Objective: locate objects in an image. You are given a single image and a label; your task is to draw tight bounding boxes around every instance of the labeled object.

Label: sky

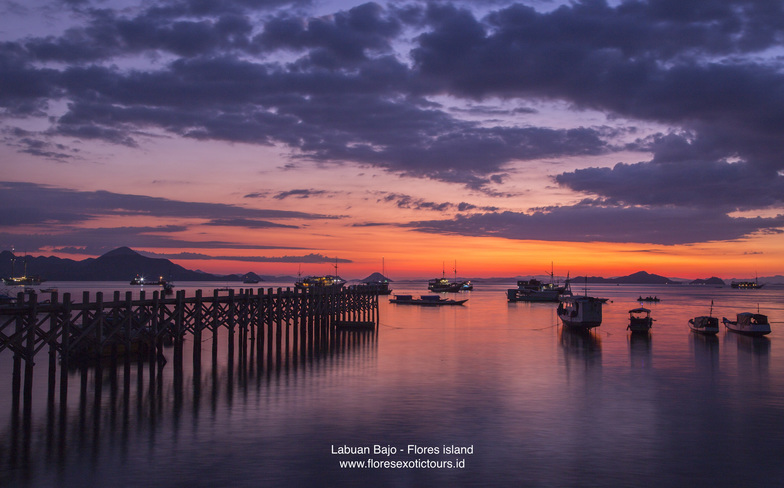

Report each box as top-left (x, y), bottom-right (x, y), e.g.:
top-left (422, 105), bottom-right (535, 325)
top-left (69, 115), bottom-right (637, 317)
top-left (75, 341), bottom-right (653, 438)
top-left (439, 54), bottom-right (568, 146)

top-left (2, 0), bottom-right (784, 280)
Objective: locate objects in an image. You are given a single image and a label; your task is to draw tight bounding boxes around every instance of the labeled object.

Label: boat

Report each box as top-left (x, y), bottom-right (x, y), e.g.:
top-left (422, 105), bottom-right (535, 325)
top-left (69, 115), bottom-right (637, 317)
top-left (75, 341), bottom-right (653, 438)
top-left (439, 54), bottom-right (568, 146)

top-left (731, 280), bottom-right (764, 289)
top-left (689, 316), bottom-right (719, 335)
top-left (627, 307), bottom-right (654, 332)
top-left (130, 275), bottom-right (169, 286)
top-left (557, 295), bottom-right (603, 329)
top-left (507, 264), bottom-right (571, 302)
top-left (638, 296), bottom-right (660, 302)
top-left (295, 275), bottom-right (345, 290)
top-left (688, 300), bottom-right (719, 335)
top-left (162, 281), bottom-right (175, 294)
top-left (361, 258), bottom-right (393, 295)
top-left (722, 312), bottom-right (771, 336)
top-left (508, 278), bottom-right (571, 302)
top-left (295, 258), bottom-right (346, 290)
top-left (428, 261), bottom-right (469, 292)
top-left (2, 252), bottom-right (45, 286)
top-left (731, 273), bottom-right (764, 289)
top-left (389, 294), bottom-right (467, 306)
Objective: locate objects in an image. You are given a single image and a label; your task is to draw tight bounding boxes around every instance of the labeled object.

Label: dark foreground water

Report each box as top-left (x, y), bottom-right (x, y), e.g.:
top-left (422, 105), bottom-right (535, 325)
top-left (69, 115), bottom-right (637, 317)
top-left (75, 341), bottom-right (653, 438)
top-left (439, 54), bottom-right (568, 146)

top-left (1, 281), bottom-right (783, 487)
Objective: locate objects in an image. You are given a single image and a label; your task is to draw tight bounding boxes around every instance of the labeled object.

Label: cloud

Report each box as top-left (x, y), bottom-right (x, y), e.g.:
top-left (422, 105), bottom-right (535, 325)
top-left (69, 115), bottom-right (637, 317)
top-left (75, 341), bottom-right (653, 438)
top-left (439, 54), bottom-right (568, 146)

top-left (141, 251), bottom-right (350, 264)
top-left (403, 205), bottom-right (784, 245)
top-left (273, 189), bottom-right (328, 199)
top-left (556, 158), bottom-right (784, 211)
top-left (0, 181), bottom-right (336, 226)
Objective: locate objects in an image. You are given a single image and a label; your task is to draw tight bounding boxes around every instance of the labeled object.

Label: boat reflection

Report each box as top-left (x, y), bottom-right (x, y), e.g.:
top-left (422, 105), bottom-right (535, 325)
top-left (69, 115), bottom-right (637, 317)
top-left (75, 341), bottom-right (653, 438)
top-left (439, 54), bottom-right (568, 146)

top-left (628, 331), bottom-right (652, 369)
top-left (559, 326), bottom-right (602, 370)
top-left (689, 332), bottom-right (719, 371)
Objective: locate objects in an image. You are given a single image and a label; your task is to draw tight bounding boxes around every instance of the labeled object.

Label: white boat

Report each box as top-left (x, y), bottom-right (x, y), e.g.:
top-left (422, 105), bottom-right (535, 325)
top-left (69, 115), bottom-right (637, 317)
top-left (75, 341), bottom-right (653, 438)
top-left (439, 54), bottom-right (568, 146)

top-left (722, 312), bottom-right (771, 336)
top-left (557, 295), bottom-right (603, 329)
top-left (627, 307), bottom-right (653, 332)
top-left (689, 316), bottom-right (719, 335)
top-left (507, 279), bottom-right (562, 302)
top-left (389, 294), bottom-right (467, 306)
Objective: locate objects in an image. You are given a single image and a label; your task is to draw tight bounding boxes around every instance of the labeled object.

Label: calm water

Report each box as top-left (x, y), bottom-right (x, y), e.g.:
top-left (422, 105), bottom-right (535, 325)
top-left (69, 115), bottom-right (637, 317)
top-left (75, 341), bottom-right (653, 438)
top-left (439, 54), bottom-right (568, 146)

top-left (1, 281), bottom-right (783, 487)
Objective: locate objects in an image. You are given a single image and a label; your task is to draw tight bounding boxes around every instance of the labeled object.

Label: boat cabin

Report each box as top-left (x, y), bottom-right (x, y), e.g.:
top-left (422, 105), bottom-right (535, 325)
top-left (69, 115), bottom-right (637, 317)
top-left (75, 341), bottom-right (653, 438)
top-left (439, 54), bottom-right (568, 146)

top-left (736, 313), bottom-right (768, 327)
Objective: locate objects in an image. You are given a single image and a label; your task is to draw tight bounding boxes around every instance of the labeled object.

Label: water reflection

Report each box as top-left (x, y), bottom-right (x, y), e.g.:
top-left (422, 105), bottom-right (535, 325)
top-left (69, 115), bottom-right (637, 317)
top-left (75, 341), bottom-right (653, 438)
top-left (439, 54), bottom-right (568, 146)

top-left (559, 326), bottom-right (602, 370)
top-left (689, 331), bottom-right (720, 370)
top-left (628, 331), bottom-right (652, 369)
top-left (0, 328), bottom-right (378, 487)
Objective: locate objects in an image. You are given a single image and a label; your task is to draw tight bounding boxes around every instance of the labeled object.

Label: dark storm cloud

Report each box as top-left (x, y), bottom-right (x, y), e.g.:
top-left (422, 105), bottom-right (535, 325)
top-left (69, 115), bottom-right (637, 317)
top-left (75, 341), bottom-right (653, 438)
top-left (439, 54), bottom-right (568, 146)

top-left (411, 1), bottom-right (784, 172)
top-left (4, 0), bottom-right (784, 245)
top-left (0, 181), bottom-right (336, 226)
top-left (0, 225), bottom-right (305, 257)
top-left (404, 206), bottom-right (784, 246)
top-left (556, 159), bottom-right (784, 211)
top-left (1, 1), bottom-right (613, 193)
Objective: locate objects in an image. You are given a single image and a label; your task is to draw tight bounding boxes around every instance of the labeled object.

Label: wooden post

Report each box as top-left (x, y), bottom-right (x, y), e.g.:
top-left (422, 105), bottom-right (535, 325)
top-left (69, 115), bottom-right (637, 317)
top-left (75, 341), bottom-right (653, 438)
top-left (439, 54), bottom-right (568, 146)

top-left (60, 293), bottom-right (71, 412)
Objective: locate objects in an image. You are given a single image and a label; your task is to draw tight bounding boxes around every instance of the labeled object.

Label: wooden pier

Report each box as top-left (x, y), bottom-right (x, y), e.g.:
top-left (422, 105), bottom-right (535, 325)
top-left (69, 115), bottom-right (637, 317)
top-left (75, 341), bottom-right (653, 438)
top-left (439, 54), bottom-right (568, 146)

top-left (0, 286), bottom-right (379, 418)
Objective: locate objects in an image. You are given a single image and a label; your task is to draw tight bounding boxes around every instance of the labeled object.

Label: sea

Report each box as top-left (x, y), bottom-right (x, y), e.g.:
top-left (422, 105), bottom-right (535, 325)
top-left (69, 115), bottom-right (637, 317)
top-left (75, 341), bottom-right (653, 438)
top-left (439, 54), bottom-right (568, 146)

top-left (1, 280), bottom-right (783, 488)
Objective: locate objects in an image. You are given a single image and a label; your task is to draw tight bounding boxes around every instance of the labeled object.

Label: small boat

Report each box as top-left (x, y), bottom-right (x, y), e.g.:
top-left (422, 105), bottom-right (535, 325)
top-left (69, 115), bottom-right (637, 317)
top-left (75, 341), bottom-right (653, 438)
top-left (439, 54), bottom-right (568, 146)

top-left (627, 307), bottom-right (653, 332)
top-left (637, 296), bottom-right (660, 302)
top-left (722, 312), bottom-right (771, 336)
top-left (557, 295), bottom-right (603, 329)
top-left (689, 316), bottom-right (719, 335)
top-left (688, 300), bottom-right (719, 335)
top-left (389, 294), bottom-right (467, 306)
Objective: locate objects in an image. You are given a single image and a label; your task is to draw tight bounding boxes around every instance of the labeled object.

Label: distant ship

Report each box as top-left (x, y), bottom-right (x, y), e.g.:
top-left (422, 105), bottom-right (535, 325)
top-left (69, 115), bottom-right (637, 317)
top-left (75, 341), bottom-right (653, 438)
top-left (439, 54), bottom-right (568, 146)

top-left (2, 252), bottom-right (45, 285)
top-left (428, 261), bottom-right (470, 292)
top-left (731, 279), bottom-right (764, 289)
top-left (295, 259), bottom-right (345, 290)
top-left (130, 274), bottom-right (169, 286)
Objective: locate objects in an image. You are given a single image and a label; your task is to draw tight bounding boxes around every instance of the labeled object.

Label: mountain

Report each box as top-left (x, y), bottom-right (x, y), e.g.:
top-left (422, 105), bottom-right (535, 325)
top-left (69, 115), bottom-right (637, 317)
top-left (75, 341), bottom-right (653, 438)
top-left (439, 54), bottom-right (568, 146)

top-left (361, 272), bottom-right (393, 283)
top-left (1, 248), bottom-right (254, 282)
top-left (570, 271), bottom-right (681, 285)
top-left (690, 277), bottom-right (725, 285)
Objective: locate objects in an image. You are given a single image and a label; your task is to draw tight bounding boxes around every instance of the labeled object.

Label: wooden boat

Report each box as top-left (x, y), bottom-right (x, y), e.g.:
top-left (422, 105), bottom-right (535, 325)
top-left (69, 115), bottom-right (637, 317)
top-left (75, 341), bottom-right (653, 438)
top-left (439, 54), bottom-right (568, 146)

top-left (689, 300), bottom-right (719, 335)
top-left (389, 294), bottom-right (467, 306)
top-left (627, 307), bottom-right (653, 332)
top-left (689, 316), bottom-right (719, 335)
top-left (637, 296), bottom-right (660, 302)
top-left (557, 295), bottom-right (603, 329)
top-left (722, 312), bottom-right (771, 336)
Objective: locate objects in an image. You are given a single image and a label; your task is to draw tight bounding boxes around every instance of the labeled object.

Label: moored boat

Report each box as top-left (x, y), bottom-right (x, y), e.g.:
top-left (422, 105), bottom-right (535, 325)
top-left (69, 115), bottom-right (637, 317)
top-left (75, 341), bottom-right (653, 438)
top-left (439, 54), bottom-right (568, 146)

top-left (688, 300), bottom-right (719, 335)
top-left (295, 275), bottom-right (345, 289)
top-left (557, 295), bottom-right (603, 329)
top-left (638, 296), bottom-right (660, 302)
top-left (722, 312), bottom-right (771, 336)
top-left (627, 307), bottom-right (653, 332)
top-left (508, 278), bottom-right (571, 302)
top-left (389, 294), bottom-right (467, 306)
top-left (689, 316), bottom-right (719, 335)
